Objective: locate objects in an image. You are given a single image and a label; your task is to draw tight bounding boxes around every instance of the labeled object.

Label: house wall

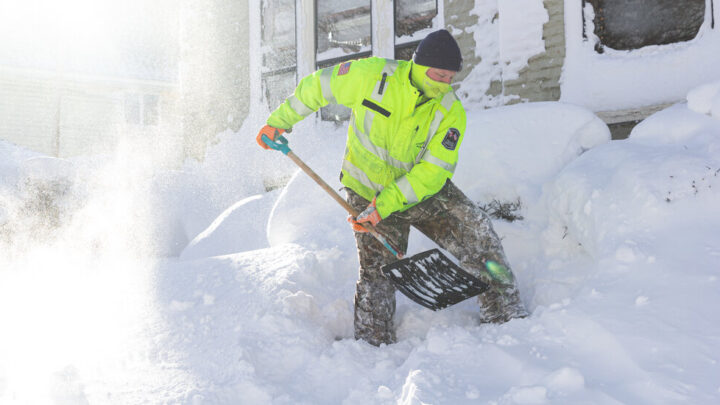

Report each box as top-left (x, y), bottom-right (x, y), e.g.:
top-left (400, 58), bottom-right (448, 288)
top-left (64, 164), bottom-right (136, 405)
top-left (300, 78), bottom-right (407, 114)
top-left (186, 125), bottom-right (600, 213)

top-left (0, 66), bottom-right (179, 158)
top-left (0, 71), bottom-right (59, 155)
top-left (444, 0), bottom-right (481, 84)
top-left (503, 0), bottom-right (565, 103)
top-left (176, 0), bottom-right (571, 158)
top-left (56, 91), bottom-right (124, 157)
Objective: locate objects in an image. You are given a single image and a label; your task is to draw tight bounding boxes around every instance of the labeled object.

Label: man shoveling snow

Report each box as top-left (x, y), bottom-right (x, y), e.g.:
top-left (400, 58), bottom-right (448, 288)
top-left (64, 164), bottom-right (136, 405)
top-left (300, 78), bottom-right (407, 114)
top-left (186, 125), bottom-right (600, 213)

top-left (257, 29), bottom-right (527, 346)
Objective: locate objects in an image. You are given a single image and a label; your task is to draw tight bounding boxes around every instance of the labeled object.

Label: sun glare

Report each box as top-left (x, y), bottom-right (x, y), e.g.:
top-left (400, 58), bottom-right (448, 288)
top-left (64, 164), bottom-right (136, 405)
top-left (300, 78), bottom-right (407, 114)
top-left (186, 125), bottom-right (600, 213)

top-left (0, 125), bottom-right (167, 403)
top-left (2, 1), bottom-right (110, 51)
top-left (0, 0), bottom-right (156, 75)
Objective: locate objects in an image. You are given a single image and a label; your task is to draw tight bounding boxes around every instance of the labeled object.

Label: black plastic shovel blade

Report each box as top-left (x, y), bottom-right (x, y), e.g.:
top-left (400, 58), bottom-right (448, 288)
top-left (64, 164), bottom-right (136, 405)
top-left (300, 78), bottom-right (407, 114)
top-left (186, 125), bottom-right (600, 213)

top-left (381, 248), bottom-right (489, 311)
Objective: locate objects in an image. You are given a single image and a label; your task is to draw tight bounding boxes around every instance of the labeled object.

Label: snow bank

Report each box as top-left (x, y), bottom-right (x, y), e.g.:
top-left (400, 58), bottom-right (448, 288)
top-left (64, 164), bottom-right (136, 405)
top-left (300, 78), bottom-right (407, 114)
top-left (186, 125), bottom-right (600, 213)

top-left (153, 244), bottom-right (359, 403)
top-left (17, 156), bottom-right (77, 185)
top-left (262, 102), bottom-right (609, 258)
top-left (180, 190), bottom-right (281, 260)
top-left (687, 79), bottom-right (720, 118)
top-left (454, 102), bottom-right (610, 206)
top-left (0, 140), bottom-right (40, 177)
top-left (263, 120), bottom-right (354, 252)
top-left (543, 98), bottom-right (720, 259)
top-left (2, 84), bottom-right (720, 403)
top-left (157, 124), bottom-right (284, 244)
top-left (266, 168), bottom-right (355, 251)
top-left (0, 141), bottom-right (41, 225)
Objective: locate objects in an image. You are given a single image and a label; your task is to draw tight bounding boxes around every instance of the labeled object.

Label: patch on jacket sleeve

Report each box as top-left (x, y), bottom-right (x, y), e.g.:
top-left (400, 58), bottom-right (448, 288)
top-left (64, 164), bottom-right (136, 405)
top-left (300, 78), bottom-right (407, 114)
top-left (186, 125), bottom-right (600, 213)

top-left (338, 62), bottom-right (352, 76)
top-left (441, 128), bottom-right (460, 150)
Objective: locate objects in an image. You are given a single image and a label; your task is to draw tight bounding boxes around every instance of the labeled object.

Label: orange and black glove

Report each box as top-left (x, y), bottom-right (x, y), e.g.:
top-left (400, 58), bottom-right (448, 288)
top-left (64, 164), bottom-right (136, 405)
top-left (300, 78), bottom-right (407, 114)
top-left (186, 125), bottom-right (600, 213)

top-left (347, 196), bottom-right (382, 233)
top-left (256, 125), bottom-right (286, 150)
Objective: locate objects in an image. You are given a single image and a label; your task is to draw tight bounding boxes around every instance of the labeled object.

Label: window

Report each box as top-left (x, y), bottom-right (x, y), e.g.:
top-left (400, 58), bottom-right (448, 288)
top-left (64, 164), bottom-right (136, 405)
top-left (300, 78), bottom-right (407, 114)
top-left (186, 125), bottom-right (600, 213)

top-left (316, 0), bottom-right (372, 63)
top-left (316, 0), bottom-right (372, 121)
top-left (143, 94), bottom-right (159, 126)
top-left (584, 0), bottom-right (709, 52)
top-left (261, 0), bottom-right (297, 110)
top-left (124, 93), bottom-right (160, 126)
top-left (396, 0), bottom-right (438, 38)
top-left (395, 0), bottom-right (438, 60)
top-left (253, 0), bottom-right (444, 121)
top-left (124, 93), bottom-right (141, 125)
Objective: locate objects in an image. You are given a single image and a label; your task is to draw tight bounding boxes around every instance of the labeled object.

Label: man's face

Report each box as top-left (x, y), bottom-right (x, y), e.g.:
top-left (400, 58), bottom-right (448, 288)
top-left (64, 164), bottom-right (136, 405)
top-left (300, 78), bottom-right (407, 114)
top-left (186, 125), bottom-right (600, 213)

top-left (426, 68), bottom-right (457, 84)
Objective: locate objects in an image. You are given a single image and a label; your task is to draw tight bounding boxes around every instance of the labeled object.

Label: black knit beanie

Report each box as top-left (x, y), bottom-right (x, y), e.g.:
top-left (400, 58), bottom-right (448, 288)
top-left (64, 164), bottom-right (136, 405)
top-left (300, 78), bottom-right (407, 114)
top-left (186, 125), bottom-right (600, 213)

top-left (412, 29), bottom-right (463, 72)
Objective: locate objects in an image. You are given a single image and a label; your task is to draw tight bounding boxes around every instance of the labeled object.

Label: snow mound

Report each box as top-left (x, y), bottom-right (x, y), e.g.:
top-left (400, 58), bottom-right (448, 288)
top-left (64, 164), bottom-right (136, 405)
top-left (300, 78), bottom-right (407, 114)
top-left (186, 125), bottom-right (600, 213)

top-left (543, 101), bottom-right (720, 259)
top-left (687, 79), bottom-right (720, 118)
top-left (265, 120), bottom-right (351, 252)
top-left (180, 190), bottom-right (281, 260)
top-left (155, 244), bottom-right (358, 403)
top-left (18, 156), bottom-right (77, 184)
top-left (267, 102), bottom-right (610, 258)
top-left (267, 168), bottom-right (356, 251)
top-left (4, 85), bottom-right (720, 404)
top-left (0, 140), bottom-right (41, 187)
top-left (454, 102), bottom-right (610, 206)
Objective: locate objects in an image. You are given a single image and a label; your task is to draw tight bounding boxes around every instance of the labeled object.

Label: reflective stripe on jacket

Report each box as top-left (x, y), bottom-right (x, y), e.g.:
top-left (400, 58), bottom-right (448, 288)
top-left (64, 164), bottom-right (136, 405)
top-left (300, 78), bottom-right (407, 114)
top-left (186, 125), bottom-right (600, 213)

top-left (267, 57), bottom-right (467, 219)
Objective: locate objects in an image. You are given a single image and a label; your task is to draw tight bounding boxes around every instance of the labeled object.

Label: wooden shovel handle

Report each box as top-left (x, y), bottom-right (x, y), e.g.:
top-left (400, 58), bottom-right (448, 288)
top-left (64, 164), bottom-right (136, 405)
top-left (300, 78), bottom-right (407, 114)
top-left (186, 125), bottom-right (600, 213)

top-left (286, 150), bottom-right (404, 258)
top-left (286, 151), bottom-right (359, 217)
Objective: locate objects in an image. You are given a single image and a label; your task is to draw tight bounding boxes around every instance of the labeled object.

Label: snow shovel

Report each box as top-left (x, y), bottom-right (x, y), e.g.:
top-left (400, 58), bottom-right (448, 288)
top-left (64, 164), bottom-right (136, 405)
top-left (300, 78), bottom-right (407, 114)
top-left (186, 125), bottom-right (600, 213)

top-left (263, 134), bottom-right (502, 310)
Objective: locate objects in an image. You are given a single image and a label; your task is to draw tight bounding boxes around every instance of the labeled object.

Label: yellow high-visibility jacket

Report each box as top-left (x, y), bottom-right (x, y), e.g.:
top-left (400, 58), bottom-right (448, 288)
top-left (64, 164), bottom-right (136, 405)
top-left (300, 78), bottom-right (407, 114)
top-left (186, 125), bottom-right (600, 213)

top-left (267, 57), bottom-right (467, 219)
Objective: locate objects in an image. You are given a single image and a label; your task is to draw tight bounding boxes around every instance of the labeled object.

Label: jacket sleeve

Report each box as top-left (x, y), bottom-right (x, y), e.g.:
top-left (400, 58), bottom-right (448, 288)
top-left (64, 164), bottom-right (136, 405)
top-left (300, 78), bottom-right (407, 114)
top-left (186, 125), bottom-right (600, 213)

top-left (375, 98), bottom-right (467, 219)
top-left (266, 60), bottom-right (377, 130)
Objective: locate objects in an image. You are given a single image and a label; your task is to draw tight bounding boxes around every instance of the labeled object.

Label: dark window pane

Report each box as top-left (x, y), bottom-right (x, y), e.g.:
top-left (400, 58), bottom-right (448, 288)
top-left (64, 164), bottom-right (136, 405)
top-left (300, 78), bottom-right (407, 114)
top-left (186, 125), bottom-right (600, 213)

top-left (316, 56), bottom-right (369, 122)
top-left (316, 1), bottom-right (371, 122)
top-left (317, 0), bottom-right (371, 63)
top-left (395, 41), bottom-right (419, 61)
top-left (396, 0), bottom-right (437, 38)
top-left (263, 71), bottom-right (296, 111)
top-left (124, 94), bottom-right (140, 125)
top-left (586, 0), bottom-right (706, 51)
top-left (143, 94), bottom-right (159, 126)
top-left (261, 0), bottom-right (296, 70)
top-left (261, 0), bottom-right (297, 113)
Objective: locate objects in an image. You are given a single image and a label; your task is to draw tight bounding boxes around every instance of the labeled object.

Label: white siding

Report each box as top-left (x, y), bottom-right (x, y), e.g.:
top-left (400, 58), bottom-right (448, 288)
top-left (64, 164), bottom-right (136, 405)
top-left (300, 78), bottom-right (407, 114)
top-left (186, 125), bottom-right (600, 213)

top-left (59, 91), bottom-right (123, 156)
top-left (0, 66), bottom-right (179, 158)
top-left (0, 76), bottom-right (59, 155)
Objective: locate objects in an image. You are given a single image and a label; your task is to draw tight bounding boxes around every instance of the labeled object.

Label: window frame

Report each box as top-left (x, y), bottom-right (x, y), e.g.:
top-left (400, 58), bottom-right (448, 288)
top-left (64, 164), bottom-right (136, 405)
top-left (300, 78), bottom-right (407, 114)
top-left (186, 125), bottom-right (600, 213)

top-left (581, 0), bottom-right (715, 53)
top-left (250, 0), bottom-right (446, 121)
top-left (124, 92), bottom-right (160, 127)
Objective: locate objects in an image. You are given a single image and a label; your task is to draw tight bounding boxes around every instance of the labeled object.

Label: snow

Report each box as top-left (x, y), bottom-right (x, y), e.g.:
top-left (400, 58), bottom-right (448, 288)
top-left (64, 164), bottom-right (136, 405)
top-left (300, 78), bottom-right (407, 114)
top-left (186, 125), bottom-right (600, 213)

top-left (2, 82), bottom-right (720, 403)
top-left (180, 191), bottom-right (280, 260)
top-left (2, 11), bottom-right (720, 405)
top-left (688, 80), bottom-right (720, 118)
top-left (0, 0), bottom-right (178, 81)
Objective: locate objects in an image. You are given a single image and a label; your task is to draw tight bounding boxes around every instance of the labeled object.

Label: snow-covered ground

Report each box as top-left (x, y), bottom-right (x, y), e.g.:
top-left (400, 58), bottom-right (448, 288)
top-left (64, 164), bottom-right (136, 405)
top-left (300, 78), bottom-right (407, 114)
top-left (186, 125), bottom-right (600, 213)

top-left (1, 78), bottom-right (720, 404)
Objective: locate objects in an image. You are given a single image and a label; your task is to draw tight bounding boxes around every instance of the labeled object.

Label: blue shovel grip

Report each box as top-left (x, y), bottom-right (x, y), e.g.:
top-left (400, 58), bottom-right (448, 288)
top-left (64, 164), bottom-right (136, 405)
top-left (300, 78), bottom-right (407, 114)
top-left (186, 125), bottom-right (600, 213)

top-left (262, 134), bottom-right (291, 155)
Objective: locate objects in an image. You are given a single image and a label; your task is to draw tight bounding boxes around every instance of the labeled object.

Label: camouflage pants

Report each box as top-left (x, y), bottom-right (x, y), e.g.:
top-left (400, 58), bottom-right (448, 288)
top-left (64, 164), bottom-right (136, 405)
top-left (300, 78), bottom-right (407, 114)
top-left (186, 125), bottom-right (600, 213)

top-left (347, 180), bottom-right (527, 346)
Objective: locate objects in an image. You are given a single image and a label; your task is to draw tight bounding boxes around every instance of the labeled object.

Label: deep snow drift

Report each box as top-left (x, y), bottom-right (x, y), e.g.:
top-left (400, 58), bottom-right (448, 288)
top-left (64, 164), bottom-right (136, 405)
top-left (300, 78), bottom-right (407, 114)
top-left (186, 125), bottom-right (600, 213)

top-left (2, 80), bottom-right (720, 404)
